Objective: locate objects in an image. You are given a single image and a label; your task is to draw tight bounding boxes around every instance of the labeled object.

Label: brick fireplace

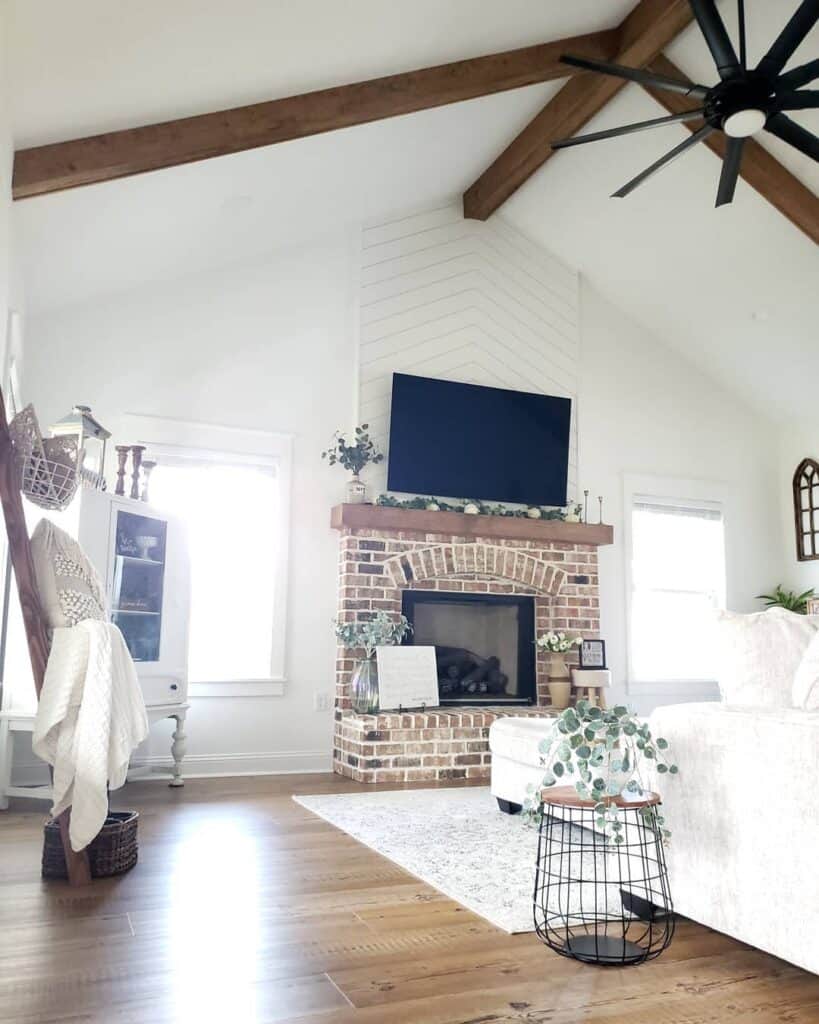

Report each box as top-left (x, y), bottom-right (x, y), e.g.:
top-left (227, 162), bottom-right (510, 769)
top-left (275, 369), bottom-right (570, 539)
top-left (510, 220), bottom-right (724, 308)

top-left (331, 504), bottom-right (613, 784)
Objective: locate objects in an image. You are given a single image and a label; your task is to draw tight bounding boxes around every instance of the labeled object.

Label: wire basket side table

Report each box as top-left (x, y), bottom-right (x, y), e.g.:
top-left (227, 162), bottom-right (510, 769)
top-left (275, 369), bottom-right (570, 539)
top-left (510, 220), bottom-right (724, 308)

top-left (533, 786), bottom-right (674, 966)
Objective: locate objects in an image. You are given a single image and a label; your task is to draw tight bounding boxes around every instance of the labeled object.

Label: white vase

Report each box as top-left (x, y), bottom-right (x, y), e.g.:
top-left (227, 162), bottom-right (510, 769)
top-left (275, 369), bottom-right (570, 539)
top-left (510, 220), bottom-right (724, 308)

top-left (346, 474), bottom-right (367, 504)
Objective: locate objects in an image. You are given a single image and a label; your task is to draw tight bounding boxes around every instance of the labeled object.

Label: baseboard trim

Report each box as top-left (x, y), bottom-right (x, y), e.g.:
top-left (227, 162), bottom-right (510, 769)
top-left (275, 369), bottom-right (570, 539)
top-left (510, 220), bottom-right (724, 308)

top-left (132, 749), bottom-right (333, 779)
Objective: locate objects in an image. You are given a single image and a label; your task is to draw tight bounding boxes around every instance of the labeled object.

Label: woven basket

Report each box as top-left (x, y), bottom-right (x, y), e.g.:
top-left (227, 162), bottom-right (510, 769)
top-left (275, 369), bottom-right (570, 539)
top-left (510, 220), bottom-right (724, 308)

top-left (42, 811), bottom-right (139, 880)
top-left (9, 404), bottom-right (82, 511)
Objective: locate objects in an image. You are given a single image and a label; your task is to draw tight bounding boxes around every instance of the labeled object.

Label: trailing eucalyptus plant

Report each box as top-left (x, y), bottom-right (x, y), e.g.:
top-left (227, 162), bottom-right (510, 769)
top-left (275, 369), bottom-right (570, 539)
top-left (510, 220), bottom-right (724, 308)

top-left (321, 424), bottom-right (383, 476)
top-left (335, 611), bottom-right (412, 659)
top-left (523, 700), bottom-right (678, 842)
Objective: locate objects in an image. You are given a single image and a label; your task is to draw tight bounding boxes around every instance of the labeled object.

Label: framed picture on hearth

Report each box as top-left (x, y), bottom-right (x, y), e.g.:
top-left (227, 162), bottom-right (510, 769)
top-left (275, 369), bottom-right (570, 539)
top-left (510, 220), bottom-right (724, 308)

top-left (376, 645), bottom-right (439, 710)
top-left (580, 638), bottom-right (607, 670)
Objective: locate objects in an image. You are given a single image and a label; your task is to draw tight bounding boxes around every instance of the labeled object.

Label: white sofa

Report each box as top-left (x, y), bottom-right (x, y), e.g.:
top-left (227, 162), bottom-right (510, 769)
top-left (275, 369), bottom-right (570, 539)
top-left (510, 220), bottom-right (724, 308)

top-left (489, 717), bottom-right (553, 812)
top-left (648, 701), bottom-right (819, 976)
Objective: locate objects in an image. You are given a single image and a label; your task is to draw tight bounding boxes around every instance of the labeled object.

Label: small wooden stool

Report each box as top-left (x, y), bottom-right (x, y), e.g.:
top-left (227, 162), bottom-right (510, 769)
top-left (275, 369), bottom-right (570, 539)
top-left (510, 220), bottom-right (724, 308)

top-left (571, 668), bottom-right (611, 708)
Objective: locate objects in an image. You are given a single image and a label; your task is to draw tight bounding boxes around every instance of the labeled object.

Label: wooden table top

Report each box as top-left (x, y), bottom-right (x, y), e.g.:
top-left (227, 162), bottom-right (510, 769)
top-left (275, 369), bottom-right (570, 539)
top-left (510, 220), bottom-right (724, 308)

top-left (541, 785), bottom-right (661, 809)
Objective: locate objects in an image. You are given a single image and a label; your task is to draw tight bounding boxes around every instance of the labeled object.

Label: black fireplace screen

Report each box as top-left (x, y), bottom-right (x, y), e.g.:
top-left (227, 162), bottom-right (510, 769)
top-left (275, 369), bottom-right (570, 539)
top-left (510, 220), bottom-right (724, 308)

top-left (401, 591), bottom-right (535, 705)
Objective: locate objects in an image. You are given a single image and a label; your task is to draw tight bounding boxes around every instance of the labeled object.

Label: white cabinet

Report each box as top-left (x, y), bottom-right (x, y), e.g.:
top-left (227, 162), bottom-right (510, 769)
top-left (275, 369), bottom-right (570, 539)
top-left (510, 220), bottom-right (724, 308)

top-left (0, 489), bottom-right (191, 806)
top-left (76, 490), bottom-right (191, 708)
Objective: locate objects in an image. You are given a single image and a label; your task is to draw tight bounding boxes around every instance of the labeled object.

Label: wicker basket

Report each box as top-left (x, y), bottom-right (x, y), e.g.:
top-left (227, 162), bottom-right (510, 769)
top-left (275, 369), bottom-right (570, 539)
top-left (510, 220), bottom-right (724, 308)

top-left (9, 404), bottom-right (82, 511)
top-left (42, 811), bottom-right (139, 880)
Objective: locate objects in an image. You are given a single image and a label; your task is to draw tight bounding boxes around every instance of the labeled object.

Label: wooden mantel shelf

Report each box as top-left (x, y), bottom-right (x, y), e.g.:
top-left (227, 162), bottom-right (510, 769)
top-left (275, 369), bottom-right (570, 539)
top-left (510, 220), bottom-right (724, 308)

top-left (330, 504), bottom-right (614, 546)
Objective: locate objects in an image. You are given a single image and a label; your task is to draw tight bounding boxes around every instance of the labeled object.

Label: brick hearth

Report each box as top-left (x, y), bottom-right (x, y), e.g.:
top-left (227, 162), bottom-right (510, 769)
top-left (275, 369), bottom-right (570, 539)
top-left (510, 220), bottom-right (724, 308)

top-left (331, 504), bottom-right (613, 783)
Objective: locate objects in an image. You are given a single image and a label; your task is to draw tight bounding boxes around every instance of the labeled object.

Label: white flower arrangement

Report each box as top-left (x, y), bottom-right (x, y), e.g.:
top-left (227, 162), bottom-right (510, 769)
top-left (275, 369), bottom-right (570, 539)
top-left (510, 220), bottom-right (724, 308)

top-left (536, 630), bottom-right (583, 654)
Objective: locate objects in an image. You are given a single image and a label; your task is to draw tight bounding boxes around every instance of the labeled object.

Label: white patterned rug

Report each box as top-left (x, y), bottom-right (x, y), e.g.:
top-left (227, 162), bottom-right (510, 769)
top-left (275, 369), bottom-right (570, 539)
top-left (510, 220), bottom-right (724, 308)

top-left (294, 786), bottom-right (539, 933)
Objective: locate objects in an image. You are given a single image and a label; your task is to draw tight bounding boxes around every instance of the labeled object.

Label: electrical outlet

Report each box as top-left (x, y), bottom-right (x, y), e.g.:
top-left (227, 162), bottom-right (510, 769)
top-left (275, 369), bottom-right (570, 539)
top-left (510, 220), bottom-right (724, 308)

top-left (314, 691), bottom-right (332, 712)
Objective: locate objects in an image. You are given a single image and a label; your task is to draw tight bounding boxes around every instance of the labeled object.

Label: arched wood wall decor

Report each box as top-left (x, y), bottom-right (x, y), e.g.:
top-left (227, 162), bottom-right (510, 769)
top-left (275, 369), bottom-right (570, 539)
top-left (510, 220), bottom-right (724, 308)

top-left (793, 458), bottom-right (819, 562)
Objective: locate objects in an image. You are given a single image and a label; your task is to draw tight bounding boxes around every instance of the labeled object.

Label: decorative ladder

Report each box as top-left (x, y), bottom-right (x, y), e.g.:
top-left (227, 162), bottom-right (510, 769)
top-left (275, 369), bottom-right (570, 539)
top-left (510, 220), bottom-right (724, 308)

top-left (0, 387), bottom-right (92, 885)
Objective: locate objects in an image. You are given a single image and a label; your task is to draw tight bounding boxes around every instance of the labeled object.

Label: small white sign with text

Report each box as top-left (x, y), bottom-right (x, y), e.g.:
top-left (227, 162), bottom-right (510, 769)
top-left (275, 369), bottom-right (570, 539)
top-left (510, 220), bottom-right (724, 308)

top-left (376, 645), bottom-right (439, 710)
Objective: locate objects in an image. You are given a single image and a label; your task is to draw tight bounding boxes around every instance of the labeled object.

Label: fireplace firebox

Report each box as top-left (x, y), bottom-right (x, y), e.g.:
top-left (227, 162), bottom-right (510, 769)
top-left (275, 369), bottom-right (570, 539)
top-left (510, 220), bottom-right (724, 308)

top-left (401, 591), bottom-right (536, 705)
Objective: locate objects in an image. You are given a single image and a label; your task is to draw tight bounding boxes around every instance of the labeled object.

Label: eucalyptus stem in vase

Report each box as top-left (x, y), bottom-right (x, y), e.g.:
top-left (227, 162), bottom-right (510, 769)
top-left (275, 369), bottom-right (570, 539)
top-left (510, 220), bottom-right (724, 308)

top-left (321, 424), bottom-right (384, 504)
top-left (335, 611), bottom-right (413, 714)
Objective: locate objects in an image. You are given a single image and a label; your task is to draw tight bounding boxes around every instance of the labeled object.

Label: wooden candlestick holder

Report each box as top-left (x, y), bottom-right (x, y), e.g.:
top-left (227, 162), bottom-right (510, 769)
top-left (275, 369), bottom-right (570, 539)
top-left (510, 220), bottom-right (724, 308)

top-left (129, 446), bottom-right (145, 500)
top-left (114, 446), bottom-right (130, 497)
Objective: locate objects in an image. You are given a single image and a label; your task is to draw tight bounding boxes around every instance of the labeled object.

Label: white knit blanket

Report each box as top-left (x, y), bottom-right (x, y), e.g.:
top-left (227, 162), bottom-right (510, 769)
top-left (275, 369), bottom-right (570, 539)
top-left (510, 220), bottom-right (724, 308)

top-left (32, 621), bottom-right (148, 851)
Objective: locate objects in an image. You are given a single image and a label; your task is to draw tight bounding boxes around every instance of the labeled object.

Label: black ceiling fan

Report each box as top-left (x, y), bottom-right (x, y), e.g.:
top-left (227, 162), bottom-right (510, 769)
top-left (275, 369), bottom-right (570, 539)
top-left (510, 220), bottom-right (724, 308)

top-left (552, 0), bottom-right (819, 206)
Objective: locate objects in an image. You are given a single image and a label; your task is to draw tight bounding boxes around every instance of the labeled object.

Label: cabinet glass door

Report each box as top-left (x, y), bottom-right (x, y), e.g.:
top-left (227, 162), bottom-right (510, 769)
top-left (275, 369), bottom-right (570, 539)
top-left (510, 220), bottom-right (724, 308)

top-left (111, 510), bottom-right (167, 662)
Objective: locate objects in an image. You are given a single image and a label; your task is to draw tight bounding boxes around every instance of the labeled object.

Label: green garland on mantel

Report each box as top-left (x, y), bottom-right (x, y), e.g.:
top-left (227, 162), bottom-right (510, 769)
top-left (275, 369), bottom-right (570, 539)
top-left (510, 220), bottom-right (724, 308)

top-left (376, 493), bottom-right (583, 522)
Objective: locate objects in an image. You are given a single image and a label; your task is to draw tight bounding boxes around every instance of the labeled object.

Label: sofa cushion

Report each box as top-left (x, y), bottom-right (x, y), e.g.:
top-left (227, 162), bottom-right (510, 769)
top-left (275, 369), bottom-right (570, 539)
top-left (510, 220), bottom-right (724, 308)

top-left (30, 519), bottom-right (107, 630)
top-left (794, 630), bottom-right (819, 710)
top-left (716, 607), bottom-right (819, 708)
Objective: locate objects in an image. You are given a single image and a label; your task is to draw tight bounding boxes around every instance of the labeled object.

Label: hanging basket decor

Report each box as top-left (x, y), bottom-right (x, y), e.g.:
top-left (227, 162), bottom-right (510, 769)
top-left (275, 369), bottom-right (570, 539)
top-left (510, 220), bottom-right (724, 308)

top-left (9, 404), bottom-right (82, 511)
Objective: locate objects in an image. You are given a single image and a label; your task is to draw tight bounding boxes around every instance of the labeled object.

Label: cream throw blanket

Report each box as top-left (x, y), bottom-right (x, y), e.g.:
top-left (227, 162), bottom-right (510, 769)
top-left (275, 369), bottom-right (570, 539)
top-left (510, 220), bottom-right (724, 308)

top-left (33, 621), bottom-right (148, 851)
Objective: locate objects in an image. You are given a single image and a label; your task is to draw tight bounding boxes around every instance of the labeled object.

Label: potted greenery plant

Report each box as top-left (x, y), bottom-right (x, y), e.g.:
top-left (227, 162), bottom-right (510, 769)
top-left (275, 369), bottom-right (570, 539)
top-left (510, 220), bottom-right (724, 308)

top-left (321, 424), bottom-right (384, 504)
top-left (335, 611), bottom-right (413, 714)
top-left (536, 631), bottom-right (582, 709)
top-left (524, 700), bottom-right (677, 840)
top-left (756, 585), bottom-right (816, 614)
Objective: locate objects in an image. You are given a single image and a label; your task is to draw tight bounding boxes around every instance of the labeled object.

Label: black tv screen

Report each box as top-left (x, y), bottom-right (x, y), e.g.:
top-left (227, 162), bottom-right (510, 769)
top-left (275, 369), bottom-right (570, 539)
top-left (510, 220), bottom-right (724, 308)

top-left (387, 373), bottom-right (571, 506)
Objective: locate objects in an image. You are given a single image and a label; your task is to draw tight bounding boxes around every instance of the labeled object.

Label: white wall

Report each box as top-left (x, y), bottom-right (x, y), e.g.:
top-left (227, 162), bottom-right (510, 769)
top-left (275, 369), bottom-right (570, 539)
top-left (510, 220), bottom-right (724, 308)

top-left (577, 280), bottom-right (783, 712)
top-left (779, 420), bottom-right (819, 594)
top-left (357, 205), bottom-right (580, 501)
top-left (20, 234), bottom-right (357, 777)
top-left (16, 212), bottom-right (786, 776)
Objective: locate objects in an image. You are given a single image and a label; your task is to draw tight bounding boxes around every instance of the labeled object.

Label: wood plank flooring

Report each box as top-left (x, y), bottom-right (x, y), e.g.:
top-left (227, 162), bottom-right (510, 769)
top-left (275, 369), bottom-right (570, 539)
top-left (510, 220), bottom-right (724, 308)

top-left (1, 773), bottom-right (818, 1023)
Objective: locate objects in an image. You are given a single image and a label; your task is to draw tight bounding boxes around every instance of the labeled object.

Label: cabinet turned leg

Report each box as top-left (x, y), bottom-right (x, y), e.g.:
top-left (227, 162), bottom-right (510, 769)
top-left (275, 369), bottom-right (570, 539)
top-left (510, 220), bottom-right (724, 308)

top-left (169, 713), bottom-right (187, 788)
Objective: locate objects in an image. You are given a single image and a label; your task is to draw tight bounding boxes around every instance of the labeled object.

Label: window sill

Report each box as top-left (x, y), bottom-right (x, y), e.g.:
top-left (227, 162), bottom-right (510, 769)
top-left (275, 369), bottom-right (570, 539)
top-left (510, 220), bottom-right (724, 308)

top-left (189, 679), bottom-right (286, 698)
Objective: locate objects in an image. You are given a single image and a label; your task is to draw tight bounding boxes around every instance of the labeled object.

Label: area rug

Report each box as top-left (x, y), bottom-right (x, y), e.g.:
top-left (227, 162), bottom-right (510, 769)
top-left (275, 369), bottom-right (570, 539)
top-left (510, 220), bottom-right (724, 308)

top-left (294, 786), bottom-right (540, 933)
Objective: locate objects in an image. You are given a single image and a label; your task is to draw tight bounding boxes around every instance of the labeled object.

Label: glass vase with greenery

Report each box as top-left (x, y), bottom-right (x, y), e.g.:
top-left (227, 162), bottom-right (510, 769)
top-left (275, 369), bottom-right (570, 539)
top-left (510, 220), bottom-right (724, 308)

top-left (335, 611), bottom-right (413, 714)
top-left (524, 701), bottom-right (678, 842)
top-left (321, 424), bottom-right (384, 504)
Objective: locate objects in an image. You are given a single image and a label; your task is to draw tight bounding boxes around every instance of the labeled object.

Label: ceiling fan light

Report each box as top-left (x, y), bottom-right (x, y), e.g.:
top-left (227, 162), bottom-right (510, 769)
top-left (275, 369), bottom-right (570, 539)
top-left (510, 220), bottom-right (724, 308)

top-left (723, 109), bottom-right (767, 138)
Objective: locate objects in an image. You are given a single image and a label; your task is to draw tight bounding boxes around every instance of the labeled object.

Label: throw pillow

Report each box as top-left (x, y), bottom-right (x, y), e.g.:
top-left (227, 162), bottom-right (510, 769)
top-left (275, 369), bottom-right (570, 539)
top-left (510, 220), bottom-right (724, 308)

top-left (793, 629), bottom-right (819, 710)
top-left (716, 607), bottom-right (819, 708)
top-left (30, 519), bottom-right (107, 630)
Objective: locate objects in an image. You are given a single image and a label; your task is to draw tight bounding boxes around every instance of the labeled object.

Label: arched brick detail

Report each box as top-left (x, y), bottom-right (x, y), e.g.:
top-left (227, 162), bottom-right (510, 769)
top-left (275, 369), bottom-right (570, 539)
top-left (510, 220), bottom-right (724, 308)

top-left (384, 542), bottom-right (566, 596)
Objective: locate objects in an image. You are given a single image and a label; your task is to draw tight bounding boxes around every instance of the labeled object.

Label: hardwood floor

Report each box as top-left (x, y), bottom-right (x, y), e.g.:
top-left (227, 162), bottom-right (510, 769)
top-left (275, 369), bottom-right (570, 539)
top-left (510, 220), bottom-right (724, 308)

top-left (2, 773), bottom-right (818, 1023)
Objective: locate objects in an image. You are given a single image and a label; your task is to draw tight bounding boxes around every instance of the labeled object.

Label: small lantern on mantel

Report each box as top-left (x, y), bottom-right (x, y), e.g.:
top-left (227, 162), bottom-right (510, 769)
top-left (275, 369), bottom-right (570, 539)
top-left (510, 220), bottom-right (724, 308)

top-left (49, 405), bottom-right (111, 490)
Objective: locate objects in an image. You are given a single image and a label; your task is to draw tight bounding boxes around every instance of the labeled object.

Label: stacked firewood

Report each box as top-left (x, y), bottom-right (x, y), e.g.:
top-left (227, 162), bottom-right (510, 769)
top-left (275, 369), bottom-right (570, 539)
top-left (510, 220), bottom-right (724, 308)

top-left (435, 646), bottom-right (509, 697)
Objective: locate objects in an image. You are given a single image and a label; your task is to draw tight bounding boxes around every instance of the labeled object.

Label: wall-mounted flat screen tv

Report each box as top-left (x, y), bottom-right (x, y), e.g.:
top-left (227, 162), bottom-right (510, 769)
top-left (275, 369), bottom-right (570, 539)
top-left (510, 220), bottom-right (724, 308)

top-left (387, 373), bottom-right (571, 507)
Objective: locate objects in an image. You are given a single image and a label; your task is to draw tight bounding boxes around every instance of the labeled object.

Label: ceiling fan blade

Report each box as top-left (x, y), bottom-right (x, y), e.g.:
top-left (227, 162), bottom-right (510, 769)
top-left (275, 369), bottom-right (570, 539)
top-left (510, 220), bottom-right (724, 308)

top-left (559, 54), bottom-right (708, 98)
top-left (776, 89), bottom-right (819, 110)
top-left (778, 57), bottom-right (819, 90)
top-left (690, 0), bottom-right (741, 79)
top-left (612, 124), bottom-right (715, 198)
top-left (765, 113), bottom-right (819, 160)
top-left (552, 109), bottom-right (705, 150)
top-left (738, 0), bottom-right (747, 68)
top-left (757, 0), bottom-right (819, 80)
top-left (715, 138), bottom-right (745, 207)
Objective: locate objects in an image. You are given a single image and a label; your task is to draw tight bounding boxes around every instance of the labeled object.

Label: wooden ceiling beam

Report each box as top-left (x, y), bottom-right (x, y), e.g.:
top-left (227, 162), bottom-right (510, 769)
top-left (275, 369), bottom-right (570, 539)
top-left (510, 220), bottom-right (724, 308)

top-left (462, 0), bottom-right (694, 221)
top-left (12, 29), bottom-right (620, 200)
top-left (643, 55), bottom-right (819, 246)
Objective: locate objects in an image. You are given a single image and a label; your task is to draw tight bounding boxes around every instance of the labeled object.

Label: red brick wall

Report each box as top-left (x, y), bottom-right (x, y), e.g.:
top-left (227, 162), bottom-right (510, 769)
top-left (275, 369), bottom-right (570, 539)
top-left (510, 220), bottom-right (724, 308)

top-left (333, 524), bottom-right (601, 782)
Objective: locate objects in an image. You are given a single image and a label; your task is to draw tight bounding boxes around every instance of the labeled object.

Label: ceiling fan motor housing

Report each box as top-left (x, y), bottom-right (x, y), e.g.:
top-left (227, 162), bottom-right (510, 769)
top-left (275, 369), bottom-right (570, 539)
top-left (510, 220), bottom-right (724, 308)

top-left (706, 75), bottom-right (773, 137)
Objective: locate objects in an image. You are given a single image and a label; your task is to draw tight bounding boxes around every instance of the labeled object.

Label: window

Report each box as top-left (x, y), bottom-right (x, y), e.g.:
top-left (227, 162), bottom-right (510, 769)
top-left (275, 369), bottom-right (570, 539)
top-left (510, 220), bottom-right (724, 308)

top-left (628, 494), bottom-right (726, 686)
top-left (793, 458), bottom-right (819, 562)
top-left (122, 415), bottom-right (291, 694)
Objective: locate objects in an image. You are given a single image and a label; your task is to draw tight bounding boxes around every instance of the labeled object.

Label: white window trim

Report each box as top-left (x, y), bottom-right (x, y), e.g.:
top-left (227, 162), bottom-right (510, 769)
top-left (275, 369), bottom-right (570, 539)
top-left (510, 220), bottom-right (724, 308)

top-left (121, 413), bottom-right (292, 698)
top-left (623, 473), bottom-right (727, 699)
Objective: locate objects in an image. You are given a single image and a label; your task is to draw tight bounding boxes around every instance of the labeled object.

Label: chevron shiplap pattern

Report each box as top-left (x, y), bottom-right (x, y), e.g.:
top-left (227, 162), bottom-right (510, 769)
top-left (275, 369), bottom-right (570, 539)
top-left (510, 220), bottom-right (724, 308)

top-left (358, 205), bottom-right (580, 502)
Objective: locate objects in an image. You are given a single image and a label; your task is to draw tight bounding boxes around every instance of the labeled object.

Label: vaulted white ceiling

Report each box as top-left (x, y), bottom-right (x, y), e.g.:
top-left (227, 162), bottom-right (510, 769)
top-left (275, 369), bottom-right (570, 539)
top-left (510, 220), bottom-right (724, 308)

top-left (7, 0), bottom-right (819, 422)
